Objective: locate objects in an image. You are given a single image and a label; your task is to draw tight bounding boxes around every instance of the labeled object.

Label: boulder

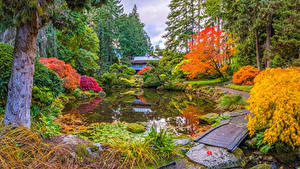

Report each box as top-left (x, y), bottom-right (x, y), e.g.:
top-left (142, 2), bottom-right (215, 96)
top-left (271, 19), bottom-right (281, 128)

top-left (186, 144), bottom-right (245, 168)
top-left (250, 164), bottom-right (272, 169)
top-left (173, 139), bottom-right (192, 146)
top-left (199, 113), bottom-right (219, 124)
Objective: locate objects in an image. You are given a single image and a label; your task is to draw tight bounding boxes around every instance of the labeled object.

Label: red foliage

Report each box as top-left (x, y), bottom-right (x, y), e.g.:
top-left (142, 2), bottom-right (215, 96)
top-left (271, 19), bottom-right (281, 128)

top-left (78, 97), bottom-right (103, 114)
top-left (39, 57), bottom-right (80, 89)
top-left (233, 66), bottom-right (259, 85)
top-left (181, 26), bottom-right (235, 79)
top-left (137, 66), bottom-right (151, 75)
top-left (80, 76), bottom-right (103, 92)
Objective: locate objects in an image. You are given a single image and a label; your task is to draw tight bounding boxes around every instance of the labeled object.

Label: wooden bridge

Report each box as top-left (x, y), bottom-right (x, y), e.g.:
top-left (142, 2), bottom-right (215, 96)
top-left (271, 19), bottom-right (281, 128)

top-left (194, 109), bottom-right (250, 152)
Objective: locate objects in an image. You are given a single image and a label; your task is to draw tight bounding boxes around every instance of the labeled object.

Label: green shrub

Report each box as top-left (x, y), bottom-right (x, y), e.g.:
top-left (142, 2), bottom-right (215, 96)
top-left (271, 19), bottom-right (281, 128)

top-left (34, 62), bottom-right (64, 97)
top-left (127, 123), bottom-right (146, 133)
top-left (218, 95), bottom-right (246, 110)
top-left (0, 43), bottom-right (63, 107)
top-left (0, 43), bottom-right (13, 106)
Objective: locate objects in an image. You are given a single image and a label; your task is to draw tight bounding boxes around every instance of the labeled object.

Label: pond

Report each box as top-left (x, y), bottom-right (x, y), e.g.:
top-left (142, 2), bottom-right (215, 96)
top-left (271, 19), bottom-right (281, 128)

top-left (58, 88), bottom-right (219, 137)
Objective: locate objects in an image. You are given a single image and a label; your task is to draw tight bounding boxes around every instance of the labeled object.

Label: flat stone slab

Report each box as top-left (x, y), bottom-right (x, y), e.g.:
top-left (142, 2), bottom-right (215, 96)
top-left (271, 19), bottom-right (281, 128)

top-left (186, 144), bottom-right (244, 169)
top-left (173, 139), bottom-right (192, 146)
top-left (195, 113), bottom-right (249, 151)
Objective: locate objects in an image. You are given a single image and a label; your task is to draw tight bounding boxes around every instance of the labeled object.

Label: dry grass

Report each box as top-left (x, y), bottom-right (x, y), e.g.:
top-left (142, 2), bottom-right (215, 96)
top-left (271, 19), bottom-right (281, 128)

top-left (0, 125), bottom-right (124, 169)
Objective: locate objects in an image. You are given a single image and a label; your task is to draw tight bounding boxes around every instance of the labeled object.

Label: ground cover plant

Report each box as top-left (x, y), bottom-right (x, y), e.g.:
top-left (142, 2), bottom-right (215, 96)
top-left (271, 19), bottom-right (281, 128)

top-left (224, 84), bottom-right (253, 92)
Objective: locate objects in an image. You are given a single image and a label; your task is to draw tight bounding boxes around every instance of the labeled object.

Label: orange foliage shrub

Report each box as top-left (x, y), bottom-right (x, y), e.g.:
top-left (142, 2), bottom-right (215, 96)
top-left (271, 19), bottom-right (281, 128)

top-left (233, 66), bottom-right (259, 85)
top-left (181, 26), bottom-right (235, 79)
top-left (247, 67), bottom-right (300, 147)
top-left (137, 66), bottom-right (151, 75)
top-left (39, 58), bottom-right (80, 89)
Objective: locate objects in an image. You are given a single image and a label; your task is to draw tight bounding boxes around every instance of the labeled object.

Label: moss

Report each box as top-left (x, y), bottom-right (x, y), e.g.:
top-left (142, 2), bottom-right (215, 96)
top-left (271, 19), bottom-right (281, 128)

top-left (251, 164), bottom-right (272, 169)
top-left (127, 123), bottom-right (146, 133)
top-left (198, 113), bottom-right (219, 124)
top-left (233, 148), bottom-right (246, 167)
top-left (75, 144), bottom-right (89, 160)
top-left (88, 144), bottom-right (99, 152)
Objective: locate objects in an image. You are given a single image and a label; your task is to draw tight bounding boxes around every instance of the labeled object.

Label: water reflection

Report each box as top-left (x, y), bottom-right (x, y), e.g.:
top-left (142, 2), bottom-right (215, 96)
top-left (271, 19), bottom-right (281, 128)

top-left (58, 88), bottom-right (217, 135)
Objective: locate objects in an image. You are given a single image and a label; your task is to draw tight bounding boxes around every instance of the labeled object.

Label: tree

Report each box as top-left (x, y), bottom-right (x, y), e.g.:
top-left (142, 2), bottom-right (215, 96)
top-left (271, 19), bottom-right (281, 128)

top-left (0, 0), bottom-right (106, 128)
top-left (181, 26), bottom-right (234, 79)
top-left (164, 0), bottom-right (202, 51)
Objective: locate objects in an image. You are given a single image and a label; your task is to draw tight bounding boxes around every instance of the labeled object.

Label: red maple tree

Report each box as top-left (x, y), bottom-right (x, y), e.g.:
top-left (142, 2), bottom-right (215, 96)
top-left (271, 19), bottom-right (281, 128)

top-left (80, 76), bottom-right (103, 92)
top-left (181, 26), bottom-right (235, 79)
top-left (39, 57), bottom-right (80, 89)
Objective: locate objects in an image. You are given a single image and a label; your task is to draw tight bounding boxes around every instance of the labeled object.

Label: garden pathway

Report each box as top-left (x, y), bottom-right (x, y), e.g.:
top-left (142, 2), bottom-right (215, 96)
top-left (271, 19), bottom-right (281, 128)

top-left (214, 86), bottom-right (250, 99)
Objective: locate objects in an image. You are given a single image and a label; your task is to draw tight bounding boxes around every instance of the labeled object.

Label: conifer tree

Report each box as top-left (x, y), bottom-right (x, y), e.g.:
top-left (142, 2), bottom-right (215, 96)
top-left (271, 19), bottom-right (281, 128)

top-left (0, 0), bottom-right (106, 128)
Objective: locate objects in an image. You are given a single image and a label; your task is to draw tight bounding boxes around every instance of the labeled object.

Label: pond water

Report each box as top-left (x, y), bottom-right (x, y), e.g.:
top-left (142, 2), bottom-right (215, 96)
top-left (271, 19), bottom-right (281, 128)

top-left (59, 88), bottom-right (218, 136)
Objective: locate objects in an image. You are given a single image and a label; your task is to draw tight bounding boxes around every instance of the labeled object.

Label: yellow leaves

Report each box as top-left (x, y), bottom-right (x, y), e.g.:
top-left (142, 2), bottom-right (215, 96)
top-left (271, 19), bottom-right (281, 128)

top-left (246, 67), bottom-right (300, 147)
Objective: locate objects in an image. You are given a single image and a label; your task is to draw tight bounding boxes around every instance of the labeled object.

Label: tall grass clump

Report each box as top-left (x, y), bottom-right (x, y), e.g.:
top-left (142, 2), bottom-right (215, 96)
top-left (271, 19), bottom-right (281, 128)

top-left (218, 94), bottom-right (246, 110)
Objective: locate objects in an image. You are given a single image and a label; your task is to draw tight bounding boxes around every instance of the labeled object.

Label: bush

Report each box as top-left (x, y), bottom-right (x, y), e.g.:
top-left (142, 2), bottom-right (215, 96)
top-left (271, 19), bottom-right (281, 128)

top-left (0, 43), bottom-right (64, 106)
top-left (233, 65), bottom-right (259, 85)
top-left (137, 66), bottom-right (151, 75)
top-left (39, 57), bottom-right (80, 89)
top-left (80, 76), bottom-right (103, 92)
top-left (247, 67), bottom-right (300, 147)
top-left (127, 123), bottom-right (146, 133)
top-left (0, 43), bottom-right (14, 105)
top-left (218, 94), bottom-right (246, 111)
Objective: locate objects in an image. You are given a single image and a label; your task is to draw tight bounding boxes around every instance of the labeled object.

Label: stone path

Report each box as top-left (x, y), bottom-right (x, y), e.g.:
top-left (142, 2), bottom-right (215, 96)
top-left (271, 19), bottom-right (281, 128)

top-left (214, 86), bottom-right (250, 99)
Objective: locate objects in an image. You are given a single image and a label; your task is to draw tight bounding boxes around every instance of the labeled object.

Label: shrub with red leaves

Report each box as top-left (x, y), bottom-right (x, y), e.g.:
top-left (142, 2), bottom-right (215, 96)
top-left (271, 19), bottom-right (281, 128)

top-left (137, 66), bottom-right (151, 75)
top-left (39, 57), bottom-right (80, 89)
top-left (80, 76), bottom-right (103, 92)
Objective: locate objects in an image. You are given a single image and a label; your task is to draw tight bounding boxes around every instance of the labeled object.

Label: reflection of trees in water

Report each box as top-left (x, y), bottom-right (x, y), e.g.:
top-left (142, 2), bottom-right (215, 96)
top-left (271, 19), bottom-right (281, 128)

top-left (77, 97), bottom-right (103, 113)
top-left (59, 89), bottom-right (217, 135)
top-left (56, 109), bottom-right (87, 134)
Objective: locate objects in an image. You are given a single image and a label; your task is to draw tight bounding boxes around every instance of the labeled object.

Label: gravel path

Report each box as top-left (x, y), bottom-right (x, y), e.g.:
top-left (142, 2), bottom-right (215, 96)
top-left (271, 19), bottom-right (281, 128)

top-left (214, 86), bottom-right (250, 99)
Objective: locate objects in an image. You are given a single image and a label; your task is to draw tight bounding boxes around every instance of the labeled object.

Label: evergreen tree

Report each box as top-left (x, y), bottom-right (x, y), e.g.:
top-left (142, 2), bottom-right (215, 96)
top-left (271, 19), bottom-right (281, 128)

top-left (0, 0), bottom-right (106, 128)
top-left (164, 0), bottom-right (202, 51)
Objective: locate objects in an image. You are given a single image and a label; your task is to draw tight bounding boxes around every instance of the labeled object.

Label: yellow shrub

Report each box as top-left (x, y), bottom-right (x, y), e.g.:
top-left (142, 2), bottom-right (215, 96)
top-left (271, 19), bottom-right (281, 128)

top-left (247, 67), bottom-right (300, 147)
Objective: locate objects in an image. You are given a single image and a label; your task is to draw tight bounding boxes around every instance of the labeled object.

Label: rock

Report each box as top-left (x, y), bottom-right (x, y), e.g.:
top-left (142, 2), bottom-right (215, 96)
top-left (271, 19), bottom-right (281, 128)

top-left (198, 113), bottom-right (219, 124)
top-left (186, 144), bottom-right (245, 168)
top-left (173, 139), bottom-right (192, 146)
top-left (127, 123), bottom-right (146, 133)
top-left (251, 164), bottom-right (272, 169)
top-left (98, 91), bottom-right (106, 97)
top-left (245, 139), bottom-right (257, 149)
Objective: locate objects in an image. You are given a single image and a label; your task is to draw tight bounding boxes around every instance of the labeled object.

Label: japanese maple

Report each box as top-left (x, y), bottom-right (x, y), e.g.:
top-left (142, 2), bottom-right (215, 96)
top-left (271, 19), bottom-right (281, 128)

top-left (80, 76), bottom-right (103, 92)
top-left (138, 66), bottom-right (151, 75)
top-left (181, 26), bottom-right (235, 79)
top-left (39, 57), bottom-right (80, 89)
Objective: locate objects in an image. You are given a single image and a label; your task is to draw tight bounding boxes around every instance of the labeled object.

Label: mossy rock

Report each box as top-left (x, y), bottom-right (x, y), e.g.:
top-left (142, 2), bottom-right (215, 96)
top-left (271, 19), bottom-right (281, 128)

top-left (233, 148), bottom-right (246, 167)
top-left (198, 113), bottom-right (219, 124)
top-left (251, 164), bottom-right (272, 169)
top-left (126, 123), bottom-right (146, 133)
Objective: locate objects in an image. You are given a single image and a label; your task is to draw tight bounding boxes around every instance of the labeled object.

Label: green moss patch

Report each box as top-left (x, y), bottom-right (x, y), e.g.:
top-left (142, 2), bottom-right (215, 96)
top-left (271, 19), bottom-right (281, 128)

top-left (127, 123), bottom-right (146, 133)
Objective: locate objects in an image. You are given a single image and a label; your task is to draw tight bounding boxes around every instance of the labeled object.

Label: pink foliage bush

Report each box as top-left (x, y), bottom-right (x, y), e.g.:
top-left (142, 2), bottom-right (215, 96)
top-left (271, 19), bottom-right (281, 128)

top-left (80, 76), bottom-right (103, 92)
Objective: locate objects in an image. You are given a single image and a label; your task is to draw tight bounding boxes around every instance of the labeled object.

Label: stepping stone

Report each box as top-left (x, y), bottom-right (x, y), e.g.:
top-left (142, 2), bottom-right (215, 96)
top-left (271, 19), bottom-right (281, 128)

top-left (186, 144), bottom-right (245, 169)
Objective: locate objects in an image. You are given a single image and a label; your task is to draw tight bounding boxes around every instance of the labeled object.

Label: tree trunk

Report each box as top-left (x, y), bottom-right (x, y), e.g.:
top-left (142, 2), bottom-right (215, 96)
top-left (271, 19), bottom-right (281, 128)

top-left (255, 29), bottom-right (261, 71)
top-left (4, 21), bottom-right (39, 128)
top-left (265, 14), bottom-right (272, 68)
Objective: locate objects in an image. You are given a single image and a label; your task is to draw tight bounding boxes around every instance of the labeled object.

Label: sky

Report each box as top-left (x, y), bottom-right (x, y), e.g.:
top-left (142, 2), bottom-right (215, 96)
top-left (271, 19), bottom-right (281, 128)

top-left (121, 0), bottom-right (171, 49)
